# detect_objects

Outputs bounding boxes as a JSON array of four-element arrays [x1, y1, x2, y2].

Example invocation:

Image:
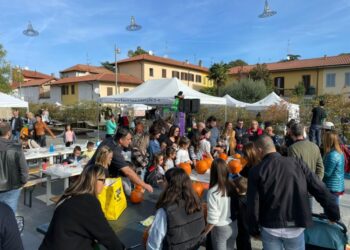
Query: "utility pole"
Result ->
[[114, 45, 121, 95]]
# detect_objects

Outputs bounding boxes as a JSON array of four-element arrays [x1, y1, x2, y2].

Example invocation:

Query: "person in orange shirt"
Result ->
[[33, 114, 56, 147]]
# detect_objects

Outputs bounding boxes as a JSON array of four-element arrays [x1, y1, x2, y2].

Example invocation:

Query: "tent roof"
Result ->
[[98, 78, 227, 106], [224, 94, 248, 107], [0, 92, 28, 108], [246, 92, 298, 111]]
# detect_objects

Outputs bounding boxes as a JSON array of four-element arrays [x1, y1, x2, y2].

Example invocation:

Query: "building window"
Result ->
[[172, 71, 180, 78], [71, 85, 75, 95], [196, 75, 202, 83], [181, 72, 188, 81], [61, 85, 69, 95], [107, 87, 113, 96], [162, 69, 167, 78], [124, 88, 129, 92], [149, 68, 154, 77], [326, 73, 336, 87], [345, 72, 350, 87]]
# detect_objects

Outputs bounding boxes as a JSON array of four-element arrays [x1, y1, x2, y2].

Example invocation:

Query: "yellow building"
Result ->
[[117, 54, 213, 90], [229, 54, 350, 97], [50, 65, 142, 105]]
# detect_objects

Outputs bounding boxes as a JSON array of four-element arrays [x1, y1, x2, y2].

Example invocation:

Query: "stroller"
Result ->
[[305, 214, 348, 250]]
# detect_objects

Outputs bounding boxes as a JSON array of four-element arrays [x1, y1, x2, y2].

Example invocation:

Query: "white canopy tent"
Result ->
[[98, 78, 227, 106], [0, 92, 28, 108], [224, 94, 248, 107]]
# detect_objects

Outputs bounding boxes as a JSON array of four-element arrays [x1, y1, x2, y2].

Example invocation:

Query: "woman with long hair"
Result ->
[[166, 125, 180, 148], [95, 146, 113, 170], [39, 165, 124, 250], [222, 122, 236, 156], [147, 168, 205, 250], [205, 159, 238, 250], [322, 131, 345, 204], [105, 114, 117, 138], [239, 142, 261, 178]]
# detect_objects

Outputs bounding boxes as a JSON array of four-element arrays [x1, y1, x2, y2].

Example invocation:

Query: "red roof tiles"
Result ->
[[50, 73, 142, 85], [60, 64, 113, 74], [118, 54, 209, 73], [22, 69, 53, 80], [11, 78, 55, 89]]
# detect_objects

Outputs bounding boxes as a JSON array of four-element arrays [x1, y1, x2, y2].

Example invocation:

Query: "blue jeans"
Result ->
[[261, 229, 305, 250], [0, 188, 22, 214], [309, 125, 322, 147]]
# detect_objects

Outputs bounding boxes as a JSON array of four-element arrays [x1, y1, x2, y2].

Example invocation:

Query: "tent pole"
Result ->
[[225, 105, 227, 122], [97, 104, 100, 142]]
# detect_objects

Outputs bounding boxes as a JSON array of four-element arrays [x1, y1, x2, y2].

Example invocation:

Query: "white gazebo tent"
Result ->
[[224, 94, 248, 107], [0, 92, 29, 108], [99, 78, 227, 106], [246, 92, 300, 121]]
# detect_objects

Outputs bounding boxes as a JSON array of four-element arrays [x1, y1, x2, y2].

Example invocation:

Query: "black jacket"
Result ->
[[39, 194, 124, 250], [9, 117, 23, 133], [163, 201, 205, 250], [247, 152, 340, 236], [0, 138, 28, 191]]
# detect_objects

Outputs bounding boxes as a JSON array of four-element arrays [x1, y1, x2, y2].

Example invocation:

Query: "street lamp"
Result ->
[[126, 16, 142, 31], [258, 0, 277, 18], [115, 45, 121, 95], [23, 22, 39, 36]]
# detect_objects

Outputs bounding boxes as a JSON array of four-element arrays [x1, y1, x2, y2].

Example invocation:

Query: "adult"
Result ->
[[89, 128, 153, 193], [95, 146, 113, 170], [25, 112, 36, 135], [188, 121, 206, 140], [131, 123, 150, 178], [42, 108, 50, 124], [207, 116, 220, 150], [234, 119, 247, 153], [21, 135, 40, 149], [39, 165, 124, 250], [165, 125, 180, 148], [9, 109, 23, 142], [0, 202, 24, 250], [222, 122, 236, 156], [205, 158, 238, 250], [0, 123, 28, 213], [248, 135, 340, 250], [309, 100, 327, 146], [264, 122, 280, 147], [148, 125, 162, 163], [246, 120, 263, 142], [105, 114, 117, 139], [322, 131, 345, 204], [284, 119, 297, 148], [33, 114, 56, 147], [147, 168, 205, 249], [239, 142, 260, 179]]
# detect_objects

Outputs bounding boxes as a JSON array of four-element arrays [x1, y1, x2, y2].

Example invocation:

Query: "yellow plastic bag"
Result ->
[[98, 178, 127, 221]]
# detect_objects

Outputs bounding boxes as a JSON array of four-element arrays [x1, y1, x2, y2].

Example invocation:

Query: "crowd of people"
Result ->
[[0, 101, 348, 250]]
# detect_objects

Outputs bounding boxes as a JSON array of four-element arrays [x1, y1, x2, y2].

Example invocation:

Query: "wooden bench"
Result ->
[[23, 177, 47, 208]]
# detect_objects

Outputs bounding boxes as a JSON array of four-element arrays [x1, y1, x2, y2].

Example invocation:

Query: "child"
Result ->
[[189, 132, 203, 167], [59, 124, 76, 147], [82, 141, 95, 160], [63, 146, 83, 164], [145, 153, 165, 187], [164, 147, 176, 171], [233, 177, 251, 250], [175, 136, 192, 167], [213, 136, 227, 158], [200, 129, 213, 160]]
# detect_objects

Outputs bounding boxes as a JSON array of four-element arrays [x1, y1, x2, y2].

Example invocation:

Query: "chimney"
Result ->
[[198, 60, 202, 67], [324, 55, 327, 59], [185, 60, 189, 64]]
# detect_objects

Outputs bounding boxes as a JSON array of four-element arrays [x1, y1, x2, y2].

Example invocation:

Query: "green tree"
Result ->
[[199, 86, 217, 96], [207, 62, 229, 96], [127, 46, 148, 57], [227, 59, 248, 68], [249, 63, 273, 91], [100, 61, 115, 72], [224, 78, 268, 103], [293, 81, 306, 96], [0, 44, 11, 93]]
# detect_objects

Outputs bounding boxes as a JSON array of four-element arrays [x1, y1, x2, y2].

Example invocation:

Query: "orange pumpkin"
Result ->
[[234, 153, 241, 159], [202, 182, 209, 190], [204, 157, 213, 168], [218, 153, 228, 161], [192, 182, 204, 198], [142, 226, 150, 247], [134, 185, 143, 192], [179, 162, 192, 175], [228, 159, 242, 174], [240, 157, 248, 167], [130, 189, 144, 204], [195, 160, 209, 174]]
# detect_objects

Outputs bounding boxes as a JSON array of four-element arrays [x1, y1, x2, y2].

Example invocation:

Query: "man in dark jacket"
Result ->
[[0, 123, 28, 213], [9, 109, 23, 142], [309, 100, 327, 146], [247, 135, 339, 250]]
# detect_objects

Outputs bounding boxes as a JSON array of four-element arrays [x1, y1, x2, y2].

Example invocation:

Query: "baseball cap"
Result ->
[[322, 121, 335, 130]]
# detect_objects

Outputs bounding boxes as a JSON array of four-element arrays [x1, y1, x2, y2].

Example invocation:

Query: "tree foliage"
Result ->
[[226, 59, 248, 68], [248, 63, 273, 91], [207, 62, 229, 96], [199, 86, 217, 96], [100, 61, 115, 72], [0, 44, 11, 93], [224, 78, 268, 103], [293, 81, 306, 96], [128, 46, 148, 57]]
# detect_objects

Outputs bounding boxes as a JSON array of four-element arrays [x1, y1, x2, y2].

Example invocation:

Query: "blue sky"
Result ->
[[0, 0, 349, 76]]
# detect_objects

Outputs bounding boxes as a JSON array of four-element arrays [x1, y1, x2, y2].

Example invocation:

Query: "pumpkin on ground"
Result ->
[[228, 159, 242, 174], [179, 162, 192, 175], [218, 153, 228, 161], [195, 160, 209, 174], [192, 182, 204, 198], [130, 189, 144, 204]]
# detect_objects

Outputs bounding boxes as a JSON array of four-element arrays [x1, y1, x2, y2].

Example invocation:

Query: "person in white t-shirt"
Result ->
[[164, 147, 176, 172], [200, 128, 213, 160], [175, 137, 192, 167]]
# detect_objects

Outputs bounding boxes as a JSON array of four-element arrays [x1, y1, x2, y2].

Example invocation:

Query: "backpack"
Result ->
[[341, 145, 350, 174], [145, 165, 163, 187]]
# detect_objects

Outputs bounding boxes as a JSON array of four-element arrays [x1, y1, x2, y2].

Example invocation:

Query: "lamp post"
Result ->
[[114, 45, 121, 95]]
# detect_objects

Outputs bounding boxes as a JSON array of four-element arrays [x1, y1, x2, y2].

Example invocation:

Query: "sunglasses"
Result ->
[[98, 178, 106, 184]]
